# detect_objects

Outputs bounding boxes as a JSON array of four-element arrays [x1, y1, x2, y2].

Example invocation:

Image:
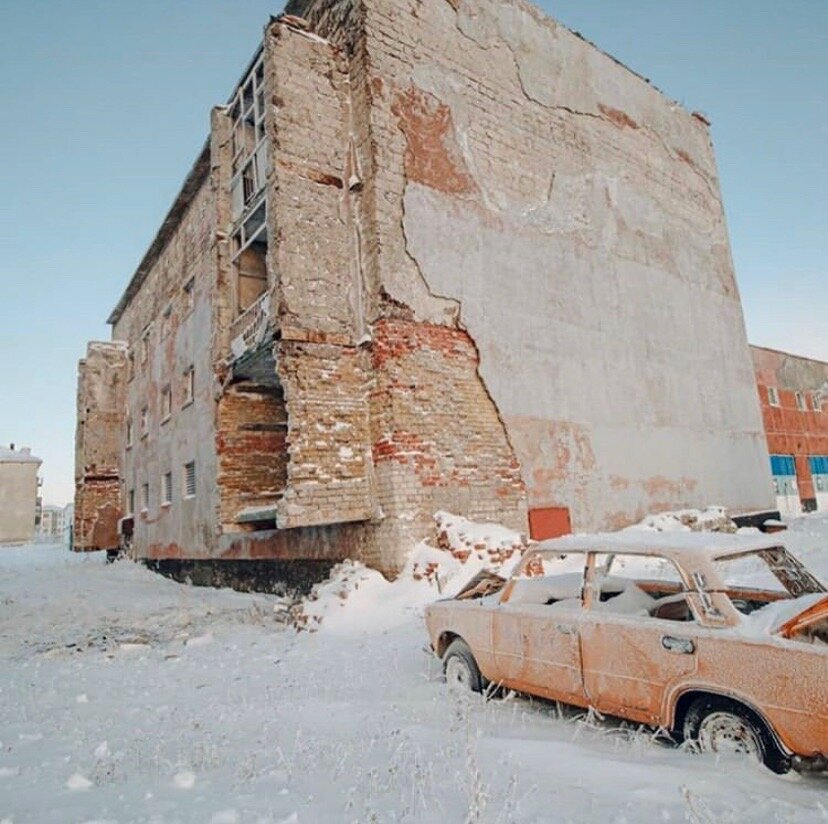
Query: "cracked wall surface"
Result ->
[[290, 0, 773, 531]]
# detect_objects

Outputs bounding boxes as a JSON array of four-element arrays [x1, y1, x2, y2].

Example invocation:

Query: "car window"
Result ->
[[589, 553, 694, 623], [507, 552, 586, 608], [712, 548, 825, 616]]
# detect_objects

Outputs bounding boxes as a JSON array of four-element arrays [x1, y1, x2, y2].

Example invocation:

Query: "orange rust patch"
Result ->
[[609, 474, 630, 491], [598, 103, 639, 130], [642, 475, 698, 498], [391, 85, 478, 196], [147, 542, 184, 560]]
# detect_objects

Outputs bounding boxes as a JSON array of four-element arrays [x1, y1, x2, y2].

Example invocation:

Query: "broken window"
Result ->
[[126, 415, 133, 448], [128, 488, 135, 515], [141, 483, 149, 511], [140, 325, 151, 364], [140, 406, 149, 438], [183, 277, 195, 314], [162, 472, 172, 505], [184, 461, 196, 498], [589, 553, 693, 622], [228, 51, 269, 322], [795, 391, 806, 412], [229, 52, 267, 223], [127, 350, 135, 382], [182, 366, 194, 406], [161, 303, 173, 339], [767, 386, 780, 407], [161, 385, 172, 422]]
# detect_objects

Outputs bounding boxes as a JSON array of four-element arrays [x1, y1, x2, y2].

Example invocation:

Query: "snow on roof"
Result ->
[[0, 447, 41, 465], [535, 530, 785, 562]]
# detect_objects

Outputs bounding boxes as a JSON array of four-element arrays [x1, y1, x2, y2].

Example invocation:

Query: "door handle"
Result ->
[[661, 635, 695, 654], [556, 624, 574, 635]]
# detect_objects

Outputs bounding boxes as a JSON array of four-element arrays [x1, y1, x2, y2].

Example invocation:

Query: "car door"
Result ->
[[578, 552, 698, 725], [491, 602, 586, 705], [490, 552, 588, 706]]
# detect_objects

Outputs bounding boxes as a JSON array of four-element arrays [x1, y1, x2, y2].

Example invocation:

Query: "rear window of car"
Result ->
[[713, 548, 825, 598]]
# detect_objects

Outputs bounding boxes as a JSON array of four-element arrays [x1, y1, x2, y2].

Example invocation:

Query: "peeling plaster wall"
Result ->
[[264, 22, 376, 531], [293, 0, 773, 530], [74, 342, 127, 551], [112, 165, 221, 560]]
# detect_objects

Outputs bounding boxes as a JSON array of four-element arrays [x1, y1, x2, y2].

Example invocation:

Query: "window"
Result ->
[[767, 386, 780, 407], [183, 277, 195, 313], [140, 406, 149, 438], [590, 553, 692, 622], [161, 385, 172, 422], [162, 472, 172, 506], [161, 303, 173, 339], [813, 393, 824, 413], [127, 350, 135, 382], [182, 365, 194, 406], [713, 548, 823, 603], [128, 488, 135, 515], [140, 326, 151, 364], [184, 461, 196, 498], [795, 391, 806, 412], [126, 416, 133, 448], [141, 483, 149, 511]]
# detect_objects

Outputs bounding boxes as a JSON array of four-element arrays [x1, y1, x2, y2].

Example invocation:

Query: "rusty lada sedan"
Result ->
[[425, 532, 828, 773]]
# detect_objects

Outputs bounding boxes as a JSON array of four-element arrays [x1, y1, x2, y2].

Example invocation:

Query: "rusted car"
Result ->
[[425, 532, 827, 772]]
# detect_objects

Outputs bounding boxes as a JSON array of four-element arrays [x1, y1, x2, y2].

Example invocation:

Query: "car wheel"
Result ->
[[683, 695, 790, 774], [443, 638, 483, 694]]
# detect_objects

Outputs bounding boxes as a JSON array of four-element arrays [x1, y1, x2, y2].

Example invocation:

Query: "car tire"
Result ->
[[683, 695, 790, 774], [443, 638, 484, 694]]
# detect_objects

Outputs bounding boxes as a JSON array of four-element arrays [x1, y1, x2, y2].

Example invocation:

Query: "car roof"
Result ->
[[534, 530, 786, 563]]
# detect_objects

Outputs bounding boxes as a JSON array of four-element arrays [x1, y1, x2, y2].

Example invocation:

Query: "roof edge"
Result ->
[[107, 141, 212, 326], [749, 343, 828, 368]]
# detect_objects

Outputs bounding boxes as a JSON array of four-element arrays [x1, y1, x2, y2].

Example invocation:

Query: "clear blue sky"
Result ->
[[1, 1, 825, 506]]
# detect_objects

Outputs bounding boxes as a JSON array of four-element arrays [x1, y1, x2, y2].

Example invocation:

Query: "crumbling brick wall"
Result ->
[[259, 15, 528, 573], [265, 22, 377, 531], [74, 342, 127, 551], [216, 383, 288, 531]]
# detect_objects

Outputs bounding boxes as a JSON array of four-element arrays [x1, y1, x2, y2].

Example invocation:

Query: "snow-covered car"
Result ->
[[425, 532, 828, 773]]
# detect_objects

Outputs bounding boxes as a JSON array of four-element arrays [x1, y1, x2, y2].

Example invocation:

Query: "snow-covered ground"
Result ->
[[1, 514, 827, 823]]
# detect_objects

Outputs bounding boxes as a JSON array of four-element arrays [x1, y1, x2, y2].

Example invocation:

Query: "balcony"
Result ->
[[230, 292, 270, 360]]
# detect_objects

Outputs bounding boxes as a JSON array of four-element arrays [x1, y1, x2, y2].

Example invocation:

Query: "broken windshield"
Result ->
[[713, 548, 825, 600]]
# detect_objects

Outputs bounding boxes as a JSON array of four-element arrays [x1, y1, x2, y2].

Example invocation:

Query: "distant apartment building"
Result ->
[[76, 0, 773, 583], [0, 445, 42, 545], [751, 345, 828, 515], [39, 504, 66, 541]]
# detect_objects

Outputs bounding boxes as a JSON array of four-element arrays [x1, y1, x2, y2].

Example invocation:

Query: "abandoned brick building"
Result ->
[[75, 0, 776, 581], [751, 345, 828, 516]]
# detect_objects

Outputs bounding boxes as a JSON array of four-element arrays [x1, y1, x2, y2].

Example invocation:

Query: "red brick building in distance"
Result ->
[[751, 345, 828, 515]]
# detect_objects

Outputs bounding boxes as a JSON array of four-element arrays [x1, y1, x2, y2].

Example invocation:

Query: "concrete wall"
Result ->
[[112, 149, 221, 560], [0, 455, 40, 545], [290, 0, 774, 535]]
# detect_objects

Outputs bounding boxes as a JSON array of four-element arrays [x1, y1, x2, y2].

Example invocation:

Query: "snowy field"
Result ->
[[1, 515, 827, 823]]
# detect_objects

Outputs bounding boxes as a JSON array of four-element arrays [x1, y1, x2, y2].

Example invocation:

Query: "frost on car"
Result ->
[[424, 532, 828, 773]]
